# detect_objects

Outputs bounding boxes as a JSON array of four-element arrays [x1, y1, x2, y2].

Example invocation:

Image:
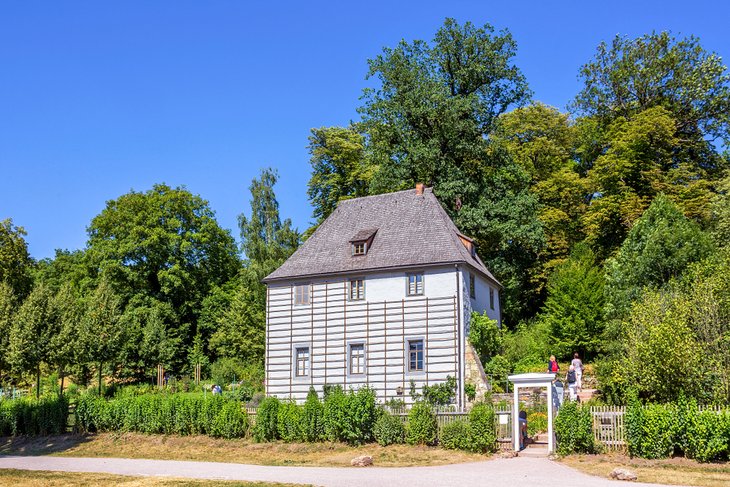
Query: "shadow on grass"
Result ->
[[0, 434, 95, 456]]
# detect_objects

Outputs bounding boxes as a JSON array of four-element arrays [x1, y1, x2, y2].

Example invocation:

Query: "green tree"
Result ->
[[468, 312, 502, 362], [540, 244, 605, 359], [78, 277, 123, 394], [0, 219, 34, 298], [8, 284, 55, 396], [49, 283, 82, 395], [209, 284, 265, 362], [86, 184, 240, 370], [605, 195, 714, 319], [307, 126, 373, 223], [0, 281, 18, 381], [573, 31, 730, 147]]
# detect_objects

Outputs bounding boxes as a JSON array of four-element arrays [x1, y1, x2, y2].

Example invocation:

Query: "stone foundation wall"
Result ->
[[464, 342, 490, 407]]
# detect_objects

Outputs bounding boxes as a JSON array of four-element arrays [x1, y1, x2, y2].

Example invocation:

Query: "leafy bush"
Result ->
[[554, 401, 595, 455], [464, 383, 476, 402], [253, 396, 280, 442], [468, 312, 502, 360], [0, 396, 68, 436], [625, 401, 676, 459], [211, 401, 249, 439], [686, 410, 730, 462], [323, 386, 377, 445], [406, 402, 437, 445], [422, 376, 457, 406], [277, 401, 303, 442], [439, 419, 472, 450], [527, 411, 548, 436], [301, 388, 325, 442], [467, 403, 496, 453], [373, 411, 406, 446]]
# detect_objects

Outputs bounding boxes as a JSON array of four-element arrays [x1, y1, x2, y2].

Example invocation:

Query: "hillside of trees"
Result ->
[[2, 19, 729, 405]]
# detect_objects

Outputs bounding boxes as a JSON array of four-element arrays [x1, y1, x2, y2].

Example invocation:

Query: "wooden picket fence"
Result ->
[[590, 404, 730, 451]]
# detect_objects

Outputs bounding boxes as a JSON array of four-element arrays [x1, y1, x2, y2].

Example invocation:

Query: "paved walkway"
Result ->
[[0, 455, 682, 487]]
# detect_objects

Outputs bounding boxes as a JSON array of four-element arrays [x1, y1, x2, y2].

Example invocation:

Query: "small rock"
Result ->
[[610, 468, 638, 481], [498, 450, 518, 459], [351, 455, 373, 467]]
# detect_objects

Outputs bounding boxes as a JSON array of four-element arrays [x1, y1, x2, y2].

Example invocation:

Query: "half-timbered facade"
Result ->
[[263, 185, 501, 409]]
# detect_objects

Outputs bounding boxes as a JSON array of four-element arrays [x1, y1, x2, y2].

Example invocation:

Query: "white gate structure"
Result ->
[[508, 372, 556, 453]]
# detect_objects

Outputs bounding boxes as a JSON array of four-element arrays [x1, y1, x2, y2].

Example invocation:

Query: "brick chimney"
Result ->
[[415, 183, 425, 195]]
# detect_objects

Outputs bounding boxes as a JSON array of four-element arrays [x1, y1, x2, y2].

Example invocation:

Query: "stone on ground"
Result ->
[[609, 467, 638, 481], [350, 455, 373, 467]]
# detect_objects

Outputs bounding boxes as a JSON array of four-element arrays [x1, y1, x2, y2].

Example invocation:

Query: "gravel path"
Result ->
[[0, 455, 680, 487]]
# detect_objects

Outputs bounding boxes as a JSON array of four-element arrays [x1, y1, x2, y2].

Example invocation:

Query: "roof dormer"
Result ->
[[457, 232, 476, 257], [350, 228, 378, 256]]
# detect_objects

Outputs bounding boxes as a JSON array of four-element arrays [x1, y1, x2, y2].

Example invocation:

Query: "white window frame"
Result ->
[[348, 342, 366, 376], [348, 278, 365, 301], [294, 284, 311, 306], [405, 337, 425, 374], [352, 242, 367, 256], [406, 273, 424, 296], [293, 345, 310, 378]]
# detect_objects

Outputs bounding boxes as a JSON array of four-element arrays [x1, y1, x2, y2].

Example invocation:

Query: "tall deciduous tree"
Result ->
[[0, 281, 17, 381], [49, 283, 81, 395], [78, 277, 123, 394], [307, 126, 372, 223], [8, 284, 55, 396], [86, 184, 240, 370], [0, 219, 34, 298], [359, 18, 543, 322]]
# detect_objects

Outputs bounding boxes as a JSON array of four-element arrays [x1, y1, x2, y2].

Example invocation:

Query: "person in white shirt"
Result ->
[[571, 353, 583, 392]]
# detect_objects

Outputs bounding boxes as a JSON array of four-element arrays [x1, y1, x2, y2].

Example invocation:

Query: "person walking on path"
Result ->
[[547, 355, 560, 374], [566, 365, 578, 401], [571, 353, 583, 392]]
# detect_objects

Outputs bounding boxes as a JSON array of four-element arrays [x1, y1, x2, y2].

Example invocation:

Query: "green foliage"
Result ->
[[307, 126, 372, 223], [0, 396, 68, 436], [301, 388, 325, 442], [527, 411, 548, 436], [439, 419, 472, 450], [373, 411, 406, 446], [605, 194, 714, 319], [686, 410, 730, 462], [468, 313, 502, 361], [323, 386, 377, 445], [253, 396, 280, 442], [406, 401, 437, 445], [554, 401, 595, 455], [422, 376, 457, 406], [625, 400, 677, 459], [467, 403, 497, 453], [540, 244, 604, 359], [464, 383, 476, 402], [501, 320, 550, 373], [0, 218, 33, 299], [211, 400, 249, 439], [277, 401, 304, 442]]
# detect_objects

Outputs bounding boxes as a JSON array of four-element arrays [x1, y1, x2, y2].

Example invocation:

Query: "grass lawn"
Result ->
[[561, 453, 730, 487], [0, 469, 306, 486], [0, 433, 487, 467]]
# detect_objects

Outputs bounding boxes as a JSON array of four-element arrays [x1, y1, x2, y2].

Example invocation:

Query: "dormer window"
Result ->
[[457, 232, 477, 257], [349, 228, 378, 257], [352, 242, 367, 256]]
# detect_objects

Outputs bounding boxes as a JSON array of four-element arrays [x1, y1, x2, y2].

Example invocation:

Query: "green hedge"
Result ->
[[74, 393, 248, 438], [554, 401, 596, 455], [373, 411, 405, 446], [0, 396, 68, 436], [406, 401, 438, 445]]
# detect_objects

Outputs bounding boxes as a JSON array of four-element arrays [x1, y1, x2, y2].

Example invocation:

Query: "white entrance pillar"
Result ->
[[508, 373, 556, 453]]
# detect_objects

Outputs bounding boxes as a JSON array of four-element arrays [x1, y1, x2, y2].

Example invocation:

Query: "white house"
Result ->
[[263, 184, 501, 409]]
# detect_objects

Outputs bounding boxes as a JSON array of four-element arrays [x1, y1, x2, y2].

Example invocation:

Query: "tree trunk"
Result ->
[[36, 366, 40, 399], [59, 366, 65, 397], [98, 362, 103, 396]]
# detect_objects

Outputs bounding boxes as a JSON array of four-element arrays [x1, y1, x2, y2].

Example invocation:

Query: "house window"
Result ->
[[469, 274, 475, 299], [294, 284, 311, 305], [408, 339, 424, 372], [295, 347, 310, 377], [349, 278, 365, 301], [407, 273, 424, 296], [349, 343, 365, 375], [352, 242, 366, 255], [489, 287, 495, 310]]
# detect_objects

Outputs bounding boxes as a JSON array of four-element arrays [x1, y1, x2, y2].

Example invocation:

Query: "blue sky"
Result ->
[[1, 1, 728, 259]]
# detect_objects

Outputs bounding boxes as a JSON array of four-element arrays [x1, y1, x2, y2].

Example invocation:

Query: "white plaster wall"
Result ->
[[461, 268, 501, 339], [362, 266, 458, 302]]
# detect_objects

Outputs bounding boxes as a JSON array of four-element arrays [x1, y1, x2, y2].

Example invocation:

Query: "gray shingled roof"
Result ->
[[264, 187, 500, 285]]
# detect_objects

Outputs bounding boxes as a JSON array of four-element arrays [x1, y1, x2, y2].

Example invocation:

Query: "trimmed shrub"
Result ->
[[211, 401, 249, 439], [406, 401, 437, 445], [686, 410, 730, 462], [625, 401, 676, 459], [323, 386, 377, 445], [301, 388, 325, 442], [253, 396, 280, 442], [277, 401, 303, 442], [0, 396, 68, 436], [467, 403, 496, 453], [439, 419, 472, 450], [373, 411, 406, 446], [554, 401, 595, 455]]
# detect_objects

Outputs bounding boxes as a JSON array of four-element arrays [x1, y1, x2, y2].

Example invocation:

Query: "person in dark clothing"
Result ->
[[518, 410, 528, 449], [547, 355, 560, 373], [566, 365, 578, 401]]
